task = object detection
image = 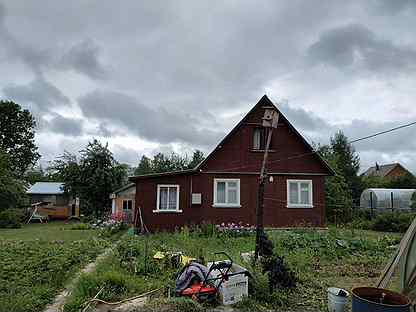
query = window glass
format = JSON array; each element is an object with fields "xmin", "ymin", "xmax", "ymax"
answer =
[
  {"xmin": 217, "ymin": 182, "xmax": 226, "ymax": 203},
  {"xmin": 289, "ymin": 182, "xmax": 299, "ymax": 204},
  {"xmin": 253, "ymin": 129, "xmax": 261, "ymax": 150},
  {"xmin": 228, "ymin": 189, "xmax": 237, "ymax": 203},
  {"xmin": 159, "ymin": 187, "xmax": 169, "ymax": 210},
  {"xmin": 168, "ymin": 187, "xmax": 177, "ymax": 210},
  {"xmin": 300, "ymin": 183, "xmax": 310, "ymax": 205}
]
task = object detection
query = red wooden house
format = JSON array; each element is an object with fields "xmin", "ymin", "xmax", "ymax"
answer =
[{"xmin": 130, "ymin": 95, "xmax": 334, "ymax": 231}]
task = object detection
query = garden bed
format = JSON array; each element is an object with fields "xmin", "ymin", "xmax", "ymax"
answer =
[
  {"xmin": 0, "ymin": 221, "xmax": 121, "ymax": 312},
  {"xmin": 63, "ymin": 226, "xmax": 401, "ymax": 312}
]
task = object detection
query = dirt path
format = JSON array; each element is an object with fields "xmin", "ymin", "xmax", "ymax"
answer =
[{"xmin": 43, "ymin": 242, "xmax": 117, "ymax": 312}]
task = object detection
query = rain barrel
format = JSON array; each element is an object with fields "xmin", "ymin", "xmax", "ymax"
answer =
[{"xmin": 352, "ymin": 287, "xmax": 410, "ymax": 312}]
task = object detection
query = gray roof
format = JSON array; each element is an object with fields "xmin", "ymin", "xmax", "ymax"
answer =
[
  {"xmin": 27, "ymin": 182, "xmax": 65, "ymax": 195},
  {"xmin": 362, "ymin": 163, "xmax": 404, "ymax": 177}
]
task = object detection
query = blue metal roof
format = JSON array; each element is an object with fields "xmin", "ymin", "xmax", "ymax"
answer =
[{"xmin": 27, "ymin": 182, "xmax": 65, "ymax": 195}]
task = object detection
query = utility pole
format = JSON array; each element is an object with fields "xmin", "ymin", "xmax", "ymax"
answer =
[{"xmin": 255, "ymin": 107, "xmax": 279, "ymax": 260}]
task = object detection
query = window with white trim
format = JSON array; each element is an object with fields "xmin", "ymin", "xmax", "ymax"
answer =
[
  {"xmin": 213, "ymin": 179, "xmax": 240, "ymax": 207},
  {"xmin": 287, "ymin": 180, "xmax": 313, "ymax": 208},
  {"xmin": 122, "ymin": 199, "xmax": 132, "ymax": 211},
  {"xmin": 156, "ymin": 185, "xmax": 180, "ymax": 211}
]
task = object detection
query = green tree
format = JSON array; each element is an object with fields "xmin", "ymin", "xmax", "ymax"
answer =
[
  {"xmin": 317, "ymin": 144, "xmax": 354, "ymax": 223},
  {"xmin": 0, "ymin": 101, "xmax": 40, "ymax": 176},
  {"xmin": 0, "ymin": 151, "xmax": 26, "ymax": 211},
  {"xmin": 134, "ymin": 156, "xmax": 153, "ymax": 175},
  {"xmin": 187, "ymin": 150, "xmax": 205, "ymax": 169},
  {"xmin": 51, "ymin": 140, "xmax": 127, "ymax": 217},
  {"xmin": 330, "ymin": 131, "xmax": 362, "ymax": 203}
]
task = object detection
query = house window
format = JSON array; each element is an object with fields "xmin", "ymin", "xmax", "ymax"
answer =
[
  {"xmin": 287, "ymin": 180, "xmax": 313, "ymax": 208},
  {"xmin": 156, "ymin": 185, "xmax": 180, "ymax": 212},
  {"xmin": 122, "ymin": 199, "xmax": 132, "ymax": 211},
  {"xmin": 253, "ymin": 128, "xmax": 271, "ymax": 150},
  {"xmin": 213, "ymin": 179, "xmax": 240, "ymax": 207}
]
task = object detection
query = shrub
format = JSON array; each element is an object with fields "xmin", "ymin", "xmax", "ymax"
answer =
[
  {"xmin": 68, "ymin": 222, "xmax": 92, "ymax": 230},
  {"xmin": 0, "ymin": 208, "xmax": 23, "ymax": 228},
  {"xmin": 371, "ymin": 213, "xmax": 415, "ymax": 233}
]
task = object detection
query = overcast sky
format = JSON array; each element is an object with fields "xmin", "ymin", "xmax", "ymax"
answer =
[{"xmin": 1, "ymin": 1, "xmax": 415, "ymax": 173}]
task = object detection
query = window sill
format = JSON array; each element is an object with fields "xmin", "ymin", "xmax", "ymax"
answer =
[
  {"xmin": 250, "ymin": 149, "xmax": 276, "ymax": 153},
  {"xmin": 287, "ymin": 204, "xmax": 313, "ymax": 209},
  {"xmin": 212, "ymin": 204, "xmax": 241, "ymax": 208},
  {"xmin": 152, "ymin": 209, "xmax": 183, "ymax": 213}
]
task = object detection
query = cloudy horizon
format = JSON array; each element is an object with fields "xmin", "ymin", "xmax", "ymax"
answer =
[{"xmin": 1, "ymin": 1, "xmax": 415, "ymax": 173}]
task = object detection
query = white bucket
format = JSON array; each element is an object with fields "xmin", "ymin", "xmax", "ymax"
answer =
[{"xmin": 327, "ymin": 287, "xmax": 349, "ymax": 312}]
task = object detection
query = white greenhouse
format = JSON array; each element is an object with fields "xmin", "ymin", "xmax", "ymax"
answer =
[{"xmin": 360, "ymin": 188, "xmax": 416, "ymax": 212}]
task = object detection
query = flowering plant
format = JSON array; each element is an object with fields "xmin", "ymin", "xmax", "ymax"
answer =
[{"xmin": 216, "ymin": 221, "xmax": 256, "ymax": 237}]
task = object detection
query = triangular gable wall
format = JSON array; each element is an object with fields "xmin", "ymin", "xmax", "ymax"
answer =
[{"xmin": 197, "ymin": 95, "xmax": 334, "ymax": 175}]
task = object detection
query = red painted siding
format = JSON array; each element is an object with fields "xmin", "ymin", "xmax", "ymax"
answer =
[
  {"xmin": 132, "ymin": 96, "xmax": 331, "ymax": 231},
  {"xmin": 136, "ymin": 173, "xmax": 325, "ymax": 231}
]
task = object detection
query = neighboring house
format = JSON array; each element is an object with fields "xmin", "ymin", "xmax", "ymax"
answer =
[
  {"xmin": 26, "ymin": 182, "xmax": 79, "ymax": 219},
  {"xmin": 129, "ymin": 95, "xmax": 334, "ymax": 231},
  {"xmin": 110, "ymin": 183, "xmax": 135, "ymax": 222},
  {"xmin": 361, "ymin": 163, "xmax": 412, "ymax": 178}
]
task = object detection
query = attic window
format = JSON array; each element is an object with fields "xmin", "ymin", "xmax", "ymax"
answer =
[{"xmin": 253, "ymin": 128, "xmax": 271, "ymax": 150}]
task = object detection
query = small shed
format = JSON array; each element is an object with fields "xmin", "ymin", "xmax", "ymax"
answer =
[
  {"xmin": 360, "ymin": 188, "xmax": 416, "ymax": 212},
  {"xmin": 110, "ymin": 183, "xmax": 135, "ymax": 222},
  {"xmin": 26, "ymin": 182, "xmax": 79, "ymax": 219}
]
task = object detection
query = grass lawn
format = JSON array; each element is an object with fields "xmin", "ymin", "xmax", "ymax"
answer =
[
  {"xmin": 0, "ymin": 221, "xmax": 117, "ymax": 312},
  {"xmin": 64, "ymin": 227, "xmax": 402, "ymax": 312}
]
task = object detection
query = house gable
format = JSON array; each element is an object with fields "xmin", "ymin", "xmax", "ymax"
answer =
[{"xmin": 197, "ymin": 95, "xmax": 333, "ymax": 175}]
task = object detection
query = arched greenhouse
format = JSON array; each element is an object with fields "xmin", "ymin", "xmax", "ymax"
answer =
[{"xmin": 360, "ymin": 188, "xmax": 416, "ymax": 212}]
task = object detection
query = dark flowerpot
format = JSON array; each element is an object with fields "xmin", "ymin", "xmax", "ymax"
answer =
[{"xmin": 352, "ymin": 287, "xmax": 411, "ymax": 312}]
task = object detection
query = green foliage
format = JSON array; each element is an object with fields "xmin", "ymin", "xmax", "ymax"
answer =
[
  {"xmin": 0, "ymin": 152, "xmax": 27, "ymax": 211},
  {"xmin": 140, "ymin": 298, "xmax": 205, "ymax": 312},
  {"xmin": 50, "ymin": 140, "xmax": 127, "ymax": 217},
  {"xmin": 362, "ymin": 172, "xmax": 416, "ymax": 190},
  {"xmin": 0, "ymin": 208, "xmax": 24, "ymax": 228},
  {"xmin": 64, "ymin": 228, "xmax": 399, "ymax": 312},
  {"xmin": 412, "ymin": 192, "xmax": 416, "ymax": 210},
  {"xmin": 134, "ymin": 150, "xmax": 205, "ymax": 175},
  {"xmin": 371, "ymin": 212, "xmax": 415, "ymax": 233},
  {"xmin": 68, "ymin": 222, "xmax": 92, "ymax": 230},
  {"xmin": 135, "ymin": 155, "xmax": 153, "ymax": 175},
  {"xmin": 350, "ymin": 211, "xmax": 416, "ymax": 233},
  {"xmin": 0, "ymin": 228, "xmax": 112, "ymax": 312},
  {"xmin": 0, "ymin": 101, "xmax": 40, "ymax": 176}
]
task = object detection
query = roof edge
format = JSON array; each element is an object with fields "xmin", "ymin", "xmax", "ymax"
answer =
[{"xmin": 129, "ymin": 168, "xmax": 196, "ymax": 181}]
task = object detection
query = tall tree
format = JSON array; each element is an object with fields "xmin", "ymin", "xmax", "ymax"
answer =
[
  {"xmin": 134, "ymin": 155, "xmax": 153, "ymax": 175},
  {"xmin": 0, "ymin": 151, "xmax": 26, "ymax": 211},
  {"xmin": 0, "ymin": 101, "xmax": 40, "ymax": 176},
  {"xmin": 330, "ymin": 131, "xmax": 362, "ymax": 202},
  {"xmin": 187, "ymin": 150, "xmax": 205, "ymax": 169},
  {"xmin": 51, "ymin": 140, "xmax": 127, "ymax": 217},
  {"xmin": 317, "ymin": 142, "xmax": 354, "ymax": 223}
]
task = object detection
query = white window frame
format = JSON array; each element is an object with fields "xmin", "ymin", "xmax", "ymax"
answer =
[
  {"xmin": 154, "ymin": 184, "xmax": 182, "ymax": 213},
  {"xmin": 122, "ymin": 199, "xmax": 133, "ymax": 211},
  {"xmin": 213, "ymin": 178, "xmax": 241, "ymax": 208},
  {"xmin": 287, "ymin": 179, "xmax": 313, "ymax": 208}
]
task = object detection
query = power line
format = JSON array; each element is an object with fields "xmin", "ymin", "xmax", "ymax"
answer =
[
  {"xmin": 207, "ymin": 120, "xmax": 416, "ymax": 173},
  {"xmin": 349, "ymin": 121, "xmax": 416, "ymax": 144}
]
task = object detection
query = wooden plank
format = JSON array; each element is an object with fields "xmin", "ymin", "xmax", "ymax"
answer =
[{"xmin": 377, "ymin": 216, "xmax": 416, "ymax": 288}]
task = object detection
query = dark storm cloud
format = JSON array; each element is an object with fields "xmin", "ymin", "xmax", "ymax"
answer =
[
  {"xmin": 307, "ymin": 24, "xmax": 416, "ymax": 73},
  {"xmin": 59, "ymin": 39, "xmax": 107, "ymax": 80},
  {"xmin": 2, "ymin": 75, "xmax": 71, "ymax": 113},
  {"xmin": 78, "ymin": 89, "xmax": 224, "ymax": 147},
  {"xmin": 44, "ymin": 114, "xmax": 84, "ymax": 137}
]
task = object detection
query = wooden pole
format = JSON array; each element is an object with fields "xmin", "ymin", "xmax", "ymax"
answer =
[{"xmin": 255, "ymin": 128, "xmax": 274, "ymax": 260}]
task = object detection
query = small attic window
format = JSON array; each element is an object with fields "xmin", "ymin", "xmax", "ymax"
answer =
[{"xmin": 253, "ymin": 128, "xmax": 271, "ymax": 150}]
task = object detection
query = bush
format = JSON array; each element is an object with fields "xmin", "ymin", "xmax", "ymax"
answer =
[
  {"xmin": 371, "ymin": 213, "xmax": 415, "ymax": 233},
  {"xmin": 0, "ymin": 209, "xmax": 23, "ymax": 228},
  {"xmin": 68, "ymin": 222, "xmax": 92, "ymax": 230}
]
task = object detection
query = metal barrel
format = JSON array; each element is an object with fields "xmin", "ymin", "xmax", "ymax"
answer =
[{"xmin": 352, "ymin": 287, "xmax": 410, "ymax": 312}]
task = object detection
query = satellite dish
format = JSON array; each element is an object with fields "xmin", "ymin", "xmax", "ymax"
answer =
[{"xmin": 400, "ymin": 229, "xmax": 416, "ymax": 296}]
